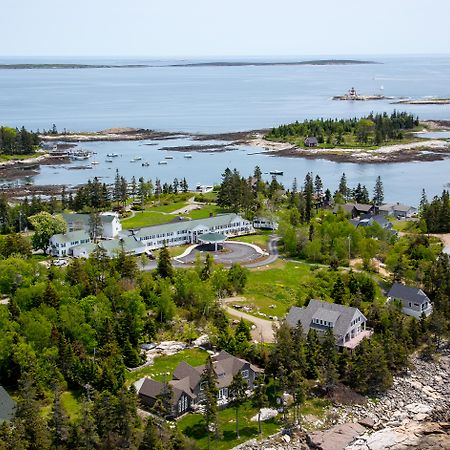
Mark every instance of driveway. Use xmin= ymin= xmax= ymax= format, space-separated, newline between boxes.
xmin=222 ymin=297 xmax=276 ymax=343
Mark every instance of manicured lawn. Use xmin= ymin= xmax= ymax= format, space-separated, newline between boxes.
xmin=230 ymin=231 xmax=272 ymax=251
xmin=121 ymin=211 xmax=174 ymax=229
xmin=126 ymin=348 xmax=208 ymax=385
xmin=0 ymin=153 xmax=40 ymax=162
xmin=178 ymin=401 xmax=280 ymax=450
xmin=150 ymin=201 xmax=189 ymax=213
xmin=187 ymin=205 xmax=225 ymax=220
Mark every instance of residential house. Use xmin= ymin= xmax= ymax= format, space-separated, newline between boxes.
xmin=47 ymin=230 xmax=91 ymax=257
xmin=387 ymin=283 xmax=433 ymax=319
xmin=135 ymin=351 xmax=262 ymax=418
xmin=253 ymin=217 xmax=278 ymax=230
xmin=286 ymin=299 xmax=372 ymax=349
xmin=62 ymin=212 xmax=122 ymax=238
xmin=304 ymin=137 xmax=318 ymax=147
xmin=0 ymin=386 xmax=16 ymax=423
xmin=123 ymin=213 xmax=254 ymax=250
xmin=378 ymin=203 xmax=417 ymax=218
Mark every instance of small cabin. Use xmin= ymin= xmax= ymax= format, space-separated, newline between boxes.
xmin=304 ymin=137 xmax=318 ymax=147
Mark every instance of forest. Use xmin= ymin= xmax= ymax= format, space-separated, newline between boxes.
xmin=266 ymin=111 xmax=420 ymax=146
xmin=0 ymin=126 xmax=40 ymax=156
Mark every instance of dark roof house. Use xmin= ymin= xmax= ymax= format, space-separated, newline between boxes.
xmin=304 ymin=137 xmax=319 ymax=147
xmin=0 ymin=386 xmax=16 ymax=423
xmin=387 ymin=283 xmax=433 ymax=319
xmin=136 ymin=351 xmax=262 ymax=417
xmin=286 ymin=299 xmax=372 ymax=349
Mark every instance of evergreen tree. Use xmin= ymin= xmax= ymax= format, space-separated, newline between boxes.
xmin=200 ymin=356 xmax=218 ymax=450
xmin=373 ymin=176 xmax=384 ymax=206
xmin=228 ymin=371 xmax=247 ymax=438
xmin=251 ymin=375 xmax=268 ymax=434
xmin=49 ymin=387 xmax=69 ymax=449
xmin=157 ymin=246 xmax=173 ymax=279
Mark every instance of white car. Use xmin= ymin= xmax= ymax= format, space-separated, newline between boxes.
xmin=53 ymin=258 xmax=68 ymax=267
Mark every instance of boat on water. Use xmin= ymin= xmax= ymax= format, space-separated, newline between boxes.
xmin=184 ymin=154 xmax=193 ymax=159
xmin=164 ymin=155 xmax=174 ymax=160
xmin=134 ymin=156 xmax=142 ymax=161
xmin=91 ymin=161 xmax=100 ymax=165
xmin=106 ymin=153 xmax=119 ymax=157
xmin=105 ymin=159 xmax=113 ymax=163
xmin=269 ymin=170 xmax=283 ymax=176
xmin=158 ymin=160 xmax=168 ymax=165
xmin=141 ymin=162 xmax=150 ymax=167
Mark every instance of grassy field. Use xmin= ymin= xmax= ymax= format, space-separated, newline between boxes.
xmin=0 ymin=153 xmax=40 ymax=162
xmin=178 ymin=401 xmax=279 ymax=450
xmin=126 ymin=348 xmax=208 ymax=385
xmin=41 ymin=390 xmax=82 ymax=423
xmin=242 ymin=261 xmax=314 ymax=317
xmin=150 ymin=201 xmax=189 ymax=213
xmin=186 ymin=204 xmax=225 ymax=220
xmin=229 ymin=231 xmax=272 ymax=251
xmin=121 ymin=211 xmax=174 ymax=229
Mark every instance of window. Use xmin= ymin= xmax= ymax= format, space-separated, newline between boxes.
xmin=241 ymin=370 xmax=249 ymax=378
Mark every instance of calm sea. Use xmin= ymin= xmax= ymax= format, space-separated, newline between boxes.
xmin=1 ymin=55 xmax=450 ymax=203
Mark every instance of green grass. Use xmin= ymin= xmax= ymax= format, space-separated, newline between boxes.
xmin=186 ymin=205 xmax=225 ymax=220
xmin=0 ymin=153 xmax=40 ymax=162
xmin=121 ymin=211 xmax=174 ymax=229
xmin=178 ymin=401 xmax=280 ymax=450
xmin=126 ymin=348 xmax=208 ymax=385
xmin=150 ymin=201 xmax=189 ymax=213
xmin=41 ymin=390 xmax=82 ymax=423
xmin=229 ymin=231 xmax=272 ymax=251
xmin=242 ymin=261 xmax=314 ymax=317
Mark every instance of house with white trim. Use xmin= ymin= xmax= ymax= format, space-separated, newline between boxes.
xmin=62 ymin=212 xmax=122 ymax=239
xmin=47 ymin=230 xmax=91 ymax=257
xmin=387 ymin=283 xmax=433 ymax=319
xmin=286 ymin=299 xmax=372 ymax=349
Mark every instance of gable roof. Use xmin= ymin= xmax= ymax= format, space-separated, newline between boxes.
xmin=173 ymin=361 xmax=202 ymax=393
xmin=388 ymin=283 xmax=430 ymax=305
xmin=0 ymin=386 xmax=16 ymax=422
xmin=304 ymin=137 xmax=318 ymax=145
xmin=62 ymin=212 xmax=117 ymax=225
xmin=51 ymin=230 xmax=90 ymax=244
xmin=392 ymin=204 xmax=416 ymax=213
xmin=129 ymin=213 xmax=247 ymax=238
xmin=354 ymin=203 xmax=374 ymax=212
xmin=286 ymin=299 xmax=364 ymax=340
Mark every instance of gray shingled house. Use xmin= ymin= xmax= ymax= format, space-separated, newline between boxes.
xmin=286 ymin=299 xmax=372 ymax=349
xmin=135 ymin=351 xmax=262 ymax=417
xmin=0 ymin=386 xmax=16 ymax=423
xmin=304 ymin=137 xmax=319 ymax=147
xmin=387 ymin=283 xmax=433 ymax=319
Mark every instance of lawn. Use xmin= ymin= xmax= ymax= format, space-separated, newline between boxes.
xmin=150 ymin=201 xmax=189 ymax=213
xmin=121 ymin=211 xmax=174 ymax=229
xmin=242 ymin=261 xmax=314 ymax=317
xmin=229 ymin=231 xmax=272 ymax=251
xmin=186 ymin=205 xmax=225 ymax=220
xmin=0 ymin=153 xmax=41 ymax=162
xmin=126 ymin=348 xmax=208 ymax=385
xmin=41 ymin=390 xmax=82 ymax=423
xmin=178 ymin=401 xmax=280 ymax=450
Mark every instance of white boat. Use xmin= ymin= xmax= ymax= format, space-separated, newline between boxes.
xmin=106 ymin=153 xmax=119 ymax=157
xmin=184 ymin=154 xmax=193 ymax=158
xmin=141 ymin=162 xmax=150 ymax=167
xmin=158 ymin=160 xmax=168 ymax=165
xmin=91 ymin=161 xmax=100 ymax=165
xmin=164 ymin=155 xmax=174 ymax=160
xmin=105 ymin=159 xmax=113 ymax=163
xmin=269 ymin=170 xmax=283 ymax=176
xmin=134 ymin=156 xmax=142 ymax=161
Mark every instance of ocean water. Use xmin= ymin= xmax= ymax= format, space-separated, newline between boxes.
xmin=1 ymin=55 xmax=450 ymax=203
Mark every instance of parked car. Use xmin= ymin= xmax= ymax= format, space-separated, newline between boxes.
xmin=53 ymin=258 xmax=68 ymax=267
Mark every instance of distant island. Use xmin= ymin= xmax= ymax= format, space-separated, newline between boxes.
xmin=393 ymin=98 xmax=450 ymax=105
xmin=0 ymin=59 xmax=379 ymax=70
xmin=170 ymin=59 xmax=379 ymax=67
xmin=333 ymin=87 xmax=387 ymax=101
xmin=0 ymin=63 xmax=149 ymax=70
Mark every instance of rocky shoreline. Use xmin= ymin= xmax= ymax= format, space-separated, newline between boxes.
xmin=233 ymin=349 xmax=450 ymax=450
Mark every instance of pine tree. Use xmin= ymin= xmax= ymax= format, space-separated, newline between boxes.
xmin=373 ymin=176 xmax=384 ymax=206
xmin=201 ymin=356 xmax=218 ymax=450
xmin=228 ymin=372 xmax=247 ymax=438
xmin=251 ymin=375 xmax=268 ymax=434
xmin=157 ymin=245 xmax=173 ymax=279
xmin=49 ymin=387 xmax=69 ymax=449
xmin=338 ymin=173 xmax=348 ymax=199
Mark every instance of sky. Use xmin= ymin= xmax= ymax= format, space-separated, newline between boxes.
xmin=1 ymin=0 xmax=450 ymax=58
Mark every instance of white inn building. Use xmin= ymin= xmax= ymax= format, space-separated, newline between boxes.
xmin=122 ymin=213 xmax=254 ymax=250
